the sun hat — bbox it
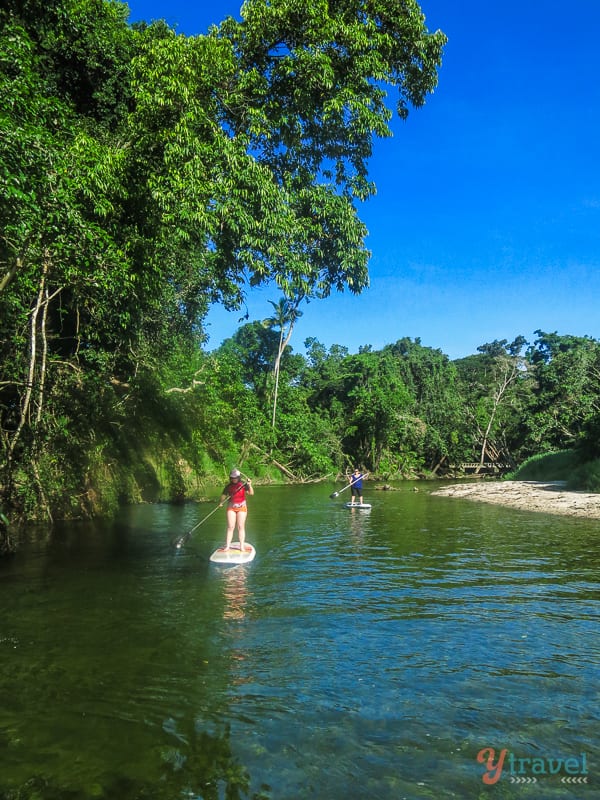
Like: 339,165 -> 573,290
230,468 -> 241,478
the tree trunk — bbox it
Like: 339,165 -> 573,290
7,263 -> 47,461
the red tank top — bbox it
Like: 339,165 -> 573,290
226,482 -> 246,505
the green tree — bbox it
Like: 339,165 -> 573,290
307,348 -> 414,472
216,322 -> 280,402
210,0 -> 446,300
0,0 -> 138,517
523,330 -> 600,453
262,295 -> 304,428
1,0 -> 447,521
387,338 -> 469,472
273,380 -> 343,477
455,337 -> 530,468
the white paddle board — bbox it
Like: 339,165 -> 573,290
209,542 -> 256,564
345,502 -> 372,509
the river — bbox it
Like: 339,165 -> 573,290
1,483 -> 598,799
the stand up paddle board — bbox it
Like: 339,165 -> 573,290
345,502 -> 372,509
209,542 -> 256,564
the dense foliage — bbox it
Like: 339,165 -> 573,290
1,1 -> 599,532
0,0 -> 446,522
211,329 -> 600,484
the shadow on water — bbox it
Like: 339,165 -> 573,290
0,484 -> 598,799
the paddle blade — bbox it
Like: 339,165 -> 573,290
329,491 -> 339,499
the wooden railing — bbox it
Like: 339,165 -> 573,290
459,462 -> 511,473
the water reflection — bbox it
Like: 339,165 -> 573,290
0,484 -> 598,800
347,508 -> 367,541
221,564 -> 251,621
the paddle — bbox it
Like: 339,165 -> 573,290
173,471 -> 253,549
238,470 -> 253,490
238,467 -> 257,483
329,473 -> 362,499
173,499 -> 225,550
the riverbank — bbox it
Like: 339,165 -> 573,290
431,480 -> 600,519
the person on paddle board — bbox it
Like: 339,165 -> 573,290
220,469 -> 254,552
349,468 -> 365,505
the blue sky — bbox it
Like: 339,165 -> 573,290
125,0 -> 600,360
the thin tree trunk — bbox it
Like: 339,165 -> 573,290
271,327 -> 284,428
0,257 -> 21,295
7,265 -> 47,461
478,360 -> 518,469
36,281 -> 50,424
246,442 -> 298,480
271,319 -> 296,428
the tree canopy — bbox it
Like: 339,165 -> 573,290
0,0 -> 447,520
3,1 -> 599,530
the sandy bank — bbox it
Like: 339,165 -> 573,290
431,480 -> 600,519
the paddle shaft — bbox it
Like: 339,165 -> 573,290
330,472 -> 365,499
174,500 -> 225,548
174,472 -> 253,548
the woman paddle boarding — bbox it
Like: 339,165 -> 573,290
219,469 -> 254,553
349,468 -> 365,505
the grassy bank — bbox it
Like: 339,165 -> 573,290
507,450 -> 600,492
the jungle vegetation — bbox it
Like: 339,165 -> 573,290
2,0 -> 599,534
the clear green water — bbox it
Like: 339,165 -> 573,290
1,483 -> 598,799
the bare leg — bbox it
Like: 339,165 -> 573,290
236,510 -> 248,551
225,508 -> 236,549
